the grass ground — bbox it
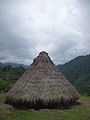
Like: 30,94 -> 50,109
0,93 -> 90,120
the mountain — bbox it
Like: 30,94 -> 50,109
0,62 -> 28,69
0,62 -> 4,67
57,55 -> 90,96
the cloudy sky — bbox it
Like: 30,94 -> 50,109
0,0 -> 90,65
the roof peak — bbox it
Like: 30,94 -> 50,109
39,51 -> 48,56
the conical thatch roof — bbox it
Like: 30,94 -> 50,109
6,51 -> 79,109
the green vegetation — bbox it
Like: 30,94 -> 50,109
0,93 -> 90,120
0,65 -> 25,92
57,55 -> 90,96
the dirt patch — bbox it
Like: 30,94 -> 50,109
0,103 -> 13,116
78,99 -> 90,106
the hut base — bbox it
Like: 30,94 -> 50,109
5,98 -> 78,110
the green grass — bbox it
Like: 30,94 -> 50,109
0,93 -> 90,120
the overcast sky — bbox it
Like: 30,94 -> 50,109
0,0 -> 90,65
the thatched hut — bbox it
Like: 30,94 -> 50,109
6,51 -> 79,109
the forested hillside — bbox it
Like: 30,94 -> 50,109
0,65 -> 25,92
57,55 -> 90,96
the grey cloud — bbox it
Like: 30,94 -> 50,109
0,0 -> 90,65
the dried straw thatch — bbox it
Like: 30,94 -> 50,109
5,51 -> 79,109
